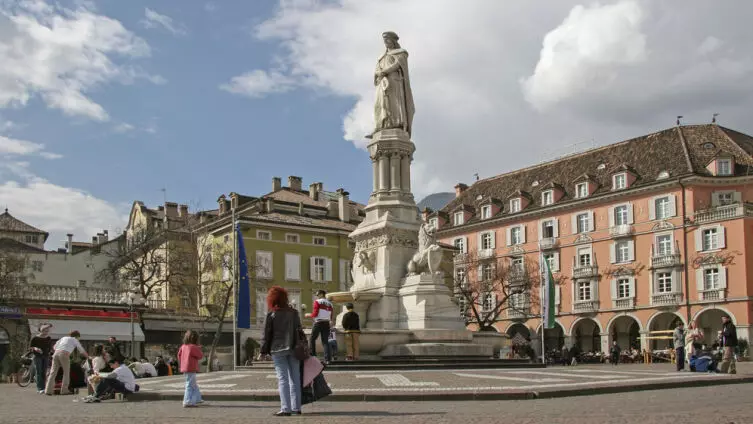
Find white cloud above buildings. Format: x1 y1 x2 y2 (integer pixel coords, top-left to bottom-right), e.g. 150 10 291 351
140 8 187 36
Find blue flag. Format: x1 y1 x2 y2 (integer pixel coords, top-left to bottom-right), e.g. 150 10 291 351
235 223 251 329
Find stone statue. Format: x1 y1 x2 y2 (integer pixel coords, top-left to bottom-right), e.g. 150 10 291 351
407 221 442 276
371 31 415 137
354 250 376 275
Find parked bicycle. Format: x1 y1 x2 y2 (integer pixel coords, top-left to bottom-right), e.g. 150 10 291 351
16 352 35 388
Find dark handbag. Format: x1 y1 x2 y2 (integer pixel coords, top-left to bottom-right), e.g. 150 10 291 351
301 373 332 405
294 328 310 361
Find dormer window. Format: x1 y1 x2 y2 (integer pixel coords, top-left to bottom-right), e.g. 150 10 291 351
509 198 521 213
717 159 732 176
481 205 492 219
612 173 627 190
575 182 589 199
541 190 554 206
453 212 464 226
429 217 438 229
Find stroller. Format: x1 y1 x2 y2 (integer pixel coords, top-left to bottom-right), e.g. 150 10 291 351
689 347 719 373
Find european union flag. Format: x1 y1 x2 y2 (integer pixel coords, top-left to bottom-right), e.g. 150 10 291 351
236 223 251 329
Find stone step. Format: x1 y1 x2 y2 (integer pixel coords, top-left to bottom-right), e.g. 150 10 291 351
323 360 544 371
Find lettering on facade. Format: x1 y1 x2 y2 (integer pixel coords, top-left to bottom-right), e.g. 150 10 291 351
691 251 740 269
603 262 645 278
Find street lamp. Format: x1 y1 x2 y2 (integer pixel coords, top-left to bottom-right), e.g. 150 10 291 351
121 289 146 358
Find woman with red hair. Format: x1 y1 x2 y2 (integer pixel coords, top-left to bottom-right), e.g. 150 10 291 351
260 286 303 416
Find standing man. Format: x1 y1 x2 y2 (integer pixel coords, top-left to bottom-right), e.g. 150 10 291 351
45 330 89 395
305 290 333 364
342 303 360 361
105 336 122 362
610 341 621 366
29 323 53 394
673 322 686 372
720 316 738 374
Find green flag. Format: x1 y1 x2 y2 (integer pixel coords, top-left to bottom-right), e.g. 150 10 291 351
542 255 555 329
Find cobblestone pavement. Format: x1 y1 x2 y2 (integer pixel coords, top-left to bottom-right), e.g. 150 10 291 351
1 377 752 424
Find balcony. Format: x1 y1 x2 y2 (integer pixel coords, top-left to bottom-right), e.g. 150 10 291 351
147 299 168 310
539 237 558 250
651 292 683 306
612 298 635 310
507 306 530 319
507 267 528 285
478 249 495 260
699 289 725 302
573 265 599 279
609 224 634 238
651 253 682 268
573 300 599 313
0 284 128 305
693 203 753 224
454 253 469 264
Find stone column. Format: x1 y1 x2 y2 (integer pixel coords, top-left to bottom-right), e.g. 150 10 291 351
371 159 379 193
600 332 610 353
401 154 411 193
378 154 390 191
390 153 401 191
639 330 648 352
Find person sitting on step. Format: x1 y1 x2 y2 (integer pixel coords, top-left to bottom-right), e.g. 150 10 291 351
85 356 138 402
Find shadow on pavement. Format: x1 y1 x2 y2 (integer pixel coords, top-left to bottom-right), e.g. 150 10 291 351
302 411 445 417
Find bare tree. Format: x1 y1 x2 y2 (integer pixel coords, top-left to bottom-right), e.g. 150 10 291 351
452 250 549 331
0 247 33 373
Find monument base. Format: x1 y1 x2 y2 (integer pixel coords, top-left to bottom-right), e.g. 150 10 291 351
378 342 493 358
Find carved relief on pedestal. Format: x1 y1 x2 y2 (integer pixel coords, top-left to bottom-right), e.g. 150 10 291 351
352 227 418 251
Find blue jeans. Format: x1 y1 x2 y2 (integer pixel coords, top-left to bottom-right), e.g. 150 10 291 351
272 351 301 412
33 355 48 392
183 372 202 406
310 322 332 362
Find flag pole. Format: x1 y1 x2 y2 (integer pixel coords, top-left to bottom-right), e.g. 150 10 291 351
231 206 237 371
540 253 546 365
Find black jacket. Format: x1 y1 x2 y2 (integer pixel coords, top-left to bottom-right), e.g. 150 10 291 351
342 311 360 332
261 308 301 355
722 322 738 347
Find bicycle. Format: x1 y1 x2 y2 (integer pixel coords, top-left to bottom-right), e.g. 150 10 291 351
16 352 34 388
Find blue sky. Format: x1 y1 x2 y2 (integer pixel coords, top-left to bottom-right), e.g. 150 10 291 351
2 0 753 249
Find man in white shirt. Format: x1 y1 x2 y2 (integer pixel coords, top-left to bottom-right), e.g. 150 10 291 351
87 357 138 402
140 359 158 378
45 330 89 395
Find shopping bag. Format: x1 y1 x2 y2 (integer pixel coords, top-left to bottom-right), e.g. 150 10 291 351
301 373 332 405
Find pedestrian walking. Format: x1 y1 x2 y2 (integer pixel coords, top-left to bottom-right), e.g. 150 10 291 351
29 323 53 394
720 316 737 374
178 330 204 407
305 290 333 364
342 303 361 361
261 286 303 417
673 322 686 371
685 320 704 363
610 341 621 366
45 330 89 395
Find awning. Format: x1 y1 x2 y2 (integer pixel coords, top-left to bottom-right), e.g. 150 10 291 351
27 319 145 342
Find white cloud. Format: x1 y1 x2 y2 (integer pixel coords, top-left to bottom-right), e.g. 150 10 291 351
220 70 296 98
114 122 135 133
141 8 187 36
0 135 43 155
39 152 63 160
0 1 156 121
697 36 723 55
521 0 647 111
205 3 217 13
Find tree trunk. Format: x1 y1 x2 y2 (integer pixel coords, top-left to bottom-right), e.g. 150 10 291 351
205 284 233 373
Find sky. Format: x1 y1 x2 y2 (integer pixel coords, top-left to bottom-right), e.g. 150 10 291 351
1 0 753 250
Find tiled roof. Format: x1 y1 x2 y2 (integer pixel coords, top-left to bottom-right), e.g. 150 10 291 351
243 211 358 232
0 237 47 253
0 210 48 238
268 188 365 210
440 125 753 223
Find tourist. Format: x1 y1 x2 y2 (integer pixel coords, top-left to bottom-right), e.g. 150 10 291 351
105 336 122 362
342 303 361 361
29 323 53 394
261 286 303 417
140 358 158 378
129 357 157 378
305 290 334 364
673 322 686 371
84 356 138 402
685 320 704 362
720 316 737 374
610 341 621 366
45 330 89 395
328 328 338 361
154 356 169 376
89 345 107 374
178 330 204 407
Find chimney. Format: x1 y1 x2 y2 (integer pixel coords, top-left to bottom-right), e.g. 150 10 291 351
454 183 468 198
164 202 179 218
92 236 97 244
288 176 302 192
326 200 338 218
218 195 227 215
179 204 189 217
337 189 350 222
265 198 275 213
66 234 73 253
309 182 321 201
422 207 433 222
272 177 282 192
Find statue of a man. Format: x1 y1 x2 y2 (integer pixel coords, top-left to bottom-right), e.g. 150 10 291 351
371 31 415 137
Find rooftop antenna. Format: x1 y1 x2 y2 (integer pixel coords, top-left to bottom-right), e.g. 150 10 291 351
712 113 719 124
676 115 683 126
473 173 479 182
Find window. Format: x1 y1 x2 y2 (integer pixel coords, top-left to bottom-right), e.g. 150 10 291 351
578 248 591 267
615 241 630 263
614 205 629 226
181 294 192 308
480 232 493 250
222 254 231 281
542 220 555 238
577 281 592 301
543 253 556 271
313 236 326 246
703 268 720 290
717 159 732 176
575 183 589 198
657 272 672 293
286 234 300 243
256 231 271 240
25 235 39 244
455 268 467 288
256 251 273 279
481 205 492 219
541 190 553 206
702 228 719 251
31 261 44 272
613 173 627 190
481 263 494 281
223 234 230 243
657 171 670 180
482 293 496 312
656 235 672 255
285 253 301 281
312 257 326 282
454 212 464 226
576 213 590 233
457 296 468 317
429 217 439 228
655 197 671 220
510 227 522 245
617 278 631 298
454 237 466 254
509 198 521 213
717 192 735 206
511 256 524 272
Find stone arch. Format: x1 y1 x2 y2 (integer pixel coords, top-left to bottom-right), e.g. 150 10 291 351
569 316 604 335
646 311 685 333
535 321 566 351
647 311 685 350
607 314 642 350
692 307 737 346
0 325 10 364
606 313 644 333
692 306 737 326
505 322 532 339
570 317 603 352
535 318 568 336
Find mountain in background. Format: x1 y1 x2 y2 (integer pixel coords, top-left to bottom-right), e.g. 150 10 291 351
417 192 454 212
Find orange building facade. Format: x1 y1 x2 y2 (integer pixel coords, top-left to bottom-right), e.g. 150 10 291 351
432 124 753 356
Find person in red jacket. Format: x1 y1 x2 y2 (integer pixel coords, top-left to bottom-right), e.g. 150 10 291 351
178 330 204 407
305 290 334 364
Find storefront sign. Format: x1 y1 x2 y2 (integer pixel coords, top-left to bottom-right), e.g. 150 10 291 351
0 305 22 318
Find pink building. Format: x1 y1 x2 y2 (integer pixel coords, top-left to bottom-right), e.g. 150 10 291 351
432 124 753 355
